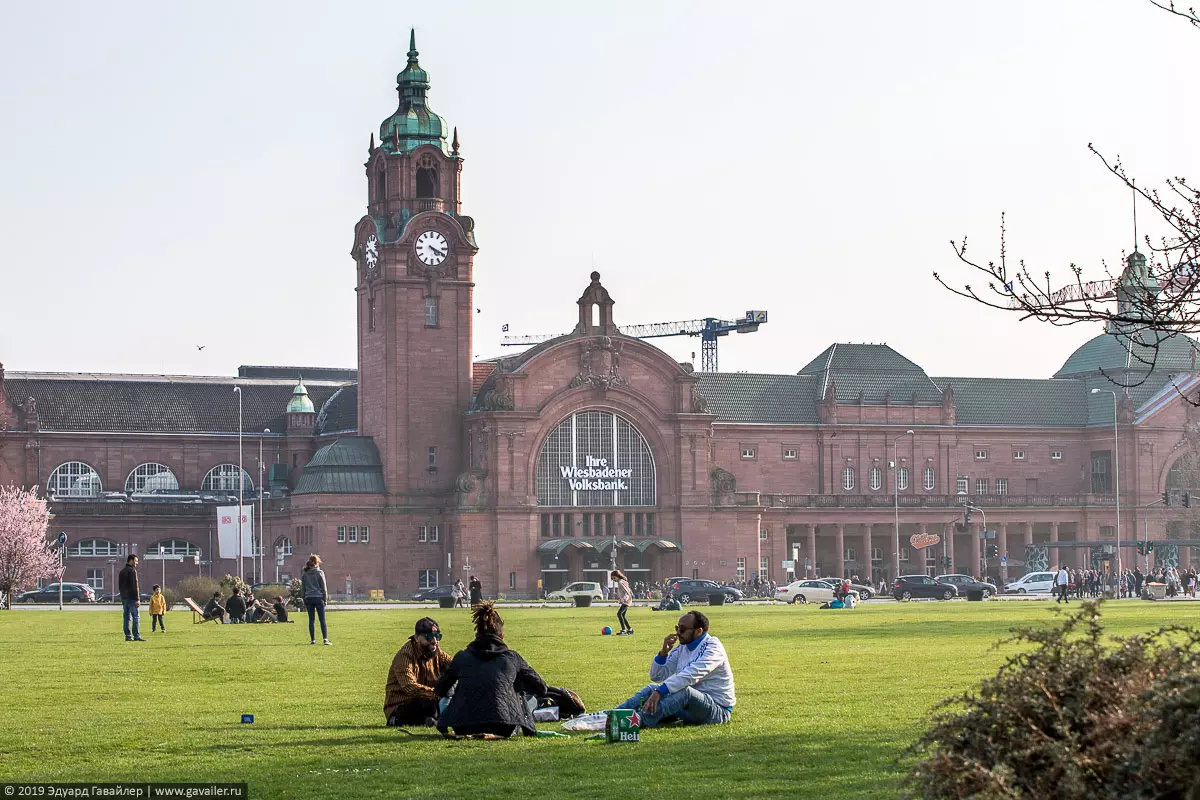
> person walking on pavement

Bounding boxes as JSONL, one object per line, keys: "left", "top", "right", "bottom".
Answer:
{"left": 302, "top": 554, "right": 331, "bottom": 645}
{"left": 118, "top": 554, "right": 146, "bottom": 641}
{"left": 468, "top": 575, "right": 482, "bottom": 606}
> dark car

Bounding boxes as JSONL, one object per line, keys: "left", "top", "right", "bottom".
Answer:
{"left": 668, "top": 579, "right": 743, "bottom": 605}
{"left": 935, "top": 574, "right": 997, "bottom": 599}
{"left": 892, "top": 575, "right": 958, "bottom": 601}
{"left": 411, "top": 585, "right": 460, "bottom": 602}
{"left": 17, "top": 583, "right": 96, "bottom": 603}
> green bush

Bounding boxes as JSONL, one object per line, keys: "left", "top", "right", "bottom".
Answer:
{"left": 905, "top": 601, "right": 1200, "bottom": 799}
{"left": 253, "top": 584, "right": 289, "bottom": 602}
{"left": 174, "top": 576, "right": 222, "bottom": 605}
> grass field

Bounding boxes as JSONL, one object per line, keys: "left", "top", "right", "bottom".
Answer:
{"left": 1, "top": 600, "right": 1198, "bottom": 799}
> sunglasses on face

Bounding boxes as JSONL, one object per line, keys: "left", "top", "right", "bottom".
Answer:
{"left": 674, "top": 625, "right": 694, "bottom": 633}
{"left": 421, "top": 632, "right": 442, "bottom": 642}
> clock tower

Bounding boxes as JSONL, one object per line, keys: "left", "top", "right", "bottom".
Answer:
{"left": 351, "top": 30, "right": 478, "bottom": 500}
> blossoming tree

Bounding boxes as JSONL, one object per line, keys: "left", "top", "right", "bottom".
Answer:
{"left": 0, "top": 485, "right": 57, "bottom": 609}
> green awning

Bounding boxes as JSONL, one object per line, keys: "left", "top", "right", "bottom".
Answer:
{"left": 635, "top": 538, "right": 682, "bottom": 553}
{"left": 595, "top": 538, "right": 637, "bottom": 553}
{"left": 536, "top": 538, "right": 598, "bottom": 557}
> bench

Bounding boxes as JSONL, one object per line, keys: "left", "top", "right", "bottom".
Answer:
{"left": 184, "top": 597, "right": 221, "bottom": 624}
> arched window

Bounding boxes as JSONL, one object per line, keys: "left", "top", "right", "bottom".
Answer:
{"left": 201, "top": 464, "right": 253, "bottom": 493}
{"left": 376, "top": 168, "right": 387, "bottom": 202}
{"left": 416, "top": 165, "right": 438, "bottom": 198}
{"left": 274, "top": 536, "right": 293, "bottom": 557}
{"left": 536, "top": 410, "right": 656, "bottom": 507}
{"left": 149, "top": 539, "right": 198, "bottom": 556}
{"left": 68, "top": 538, "right": 125, "bottom": 557}
{"left": 47, "top": 462, "right": 102, "bottom": 498}
{"left": 125, "top": 463, "right": 180, "bottom": 494}
{"left": 842, "top": 466, "right": 855, "bottom": 491}
{"left": 897, "top": 466, "right": 909, "bottom": 491}
{"left": 869, "top": 467, "right": 882, "bottom": 491}
{"left": 923, "top": 466, "right": 936, "bottom": 491}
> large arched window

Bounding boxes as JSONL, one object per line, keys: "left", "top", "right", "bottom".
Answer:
{"left": 148, "top": 539, "right": 198, "bottom": 556}
{"left": 68, "top": 538, "right": 125, "bottom": 557}
{"left": 274, "top": 536, "right": 293, "bottom": 557}
{"left": 897, "top": 466, "right": 910, "bottom": 491}
{"left": 869, "top": 467, "right": 882, "bottom": 491}
{"left": 201, "top": 464, "right": 253, "bottom": 493}
{"left": 47, "top": 461, "right": 102, "bottom": 498}
{"left": 536, "top": 410, "right": 656, "bottom": 507}
{"left": 416, "top": 165, "right": 439, "bottom": 198}
{"left": 125, "top": 463, "right": 180, "bottom": 494}
{"left": 924, "top": 466, "right": 936, "bottom": 492}
{"left": 842, "top": 466, "right": 855, "bottom": 491}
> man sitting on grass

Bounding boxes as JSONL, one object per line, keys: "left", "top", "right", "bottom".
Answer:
{"left": 385, "top": 617, "right": 452, "bottom": 727}
{"left": 615, "top": 610, "right": 735, "bottom": 728}
{"left": 202, "top": 591, "right": 225, "bottom": 623}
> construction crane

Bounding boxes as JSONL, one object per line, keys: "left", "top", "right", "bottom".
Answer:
{"left": 500, "top": 311, "right": 768, "bottom": 372}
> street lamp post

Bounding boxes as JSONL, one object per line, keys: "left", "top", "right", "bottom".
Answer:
{"left": 958, "top": 494, "right": 987, "bottom": 579}
{"left": 234, "top": 386, "right": 244, "bottom": 582}
{"left": 1092, "top": 389, "right": 1121, "bottom": 584}
{"left": 260, "top": 428, "right": 270, "bottom": 586}
{"left": 892, "top": 429, "right": 915, "bottom": 583}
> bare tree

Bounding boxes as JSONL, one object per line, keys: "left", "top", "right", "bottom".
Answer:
{"left": 0, "top": 485, "right": 56, "bottom": 610}
{"left": 935, "top": 1, "right": 1200, "bottom": 388}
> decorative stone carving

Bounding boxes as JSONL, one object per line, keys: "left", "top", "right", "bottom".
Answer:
{"left": 480, "top": 382, "right": 515, "bottom": 411}
{"left": 569, "top": 336, "right": 627, "bottom": 392}
{"left": 454, "top": 465, "right": 489, "bottom": 507}
{"left": 711, "top": 466, "right": 736, "bottom": 504}
{"left": 691, "top": 385, "right": 711, "bottom": 414}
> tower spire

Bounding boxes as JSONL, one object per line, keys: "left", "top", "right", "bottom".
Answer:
{"left": 409, "top": 27, "right": 417, "bottom": 60}
{"left": 451, "top": 126, "right": 460, "bottom": 156}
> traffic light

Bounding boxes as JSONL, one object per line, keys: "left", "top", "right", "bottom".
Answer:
{"left": 1147, "top": 541, "right": 1154, "bottom": 553}
{"left": 986, "top": 544, "right": 998, "bottom": 559}
{"left": 1186, "top": 493, "right": 1194, "bottom": 508}
{"left": 1136, "top": 542, "right": 1145, "bottom": 555}
{"left": 1164, "top": 491, "right": 1171, "bottom": 507}
{"left": 943, "top": 556, "right": 952, "bottom": 568}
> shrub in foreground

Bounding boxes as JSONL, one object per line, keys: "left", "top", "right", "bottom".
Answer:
{"left": 905, "top": 601, "right": 1200, "bottom": 800}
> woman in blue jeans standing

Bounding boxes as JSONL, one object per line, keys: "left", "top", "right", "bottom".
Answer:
{"left": 301, "top": 554, "right": 331, "bottom": 645}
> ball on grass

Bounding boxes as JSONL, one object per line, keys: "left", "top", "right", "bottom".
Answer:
{"left": 601, "top": 626, "right": 613, "bottom": 635}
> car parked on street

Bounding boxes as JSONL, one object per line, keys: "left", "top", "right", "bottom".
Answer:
{"left": 775, "top": 579, "right": 858, "bottom": 605}
{"left": 816, "top": 578, "right": 875, "bottom": 600}
{"left": 546, "top": 581, "right": 604, "bottom": 602}
{"left": 17, "top": 583, "right": 96, "bottom": 603}
{"left": 892, "top": 575, "right": 958, "bottom": 601}
{"left": 1005, "top": 571, "right": 1056, "bottom": 594}
{"left": 411, "top": 585, "right": 460, "bottom": 602}
{"left": 667, "top": 579, "right": 743, "bottom": 605}
{"left": 935, "top": 574, "right": 998, "bottom": 598}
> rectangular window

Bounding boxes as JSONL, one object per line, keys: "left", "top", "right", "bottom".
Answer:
{"left": 360, "top": 526, "right": 369, "bottom": 544}
{"left": 956, "top": 476, "right": 969, "bottom": 495}
{"left": 418, "top": 569, "right": 438, "bottom": 589}
{"left": 429, "top": 525, "right": 439, "bottom": 543}
{"left": 760, "top": 555, "right": 769, "bottom": 580}
{"left": 1100, "top": 525, "right": 1115, "bottom": 539}
{"left": 552, "top": 515, "right": 562, "bottom": 537}
{"left": 1013, "top": 450, "right": 1025, "bottom": 461}
{"left": 428, "top": 447, "right": 437, "bottom": 471}
{"left": 760, "top": 528, "right": 768, "bottom": 541}
{"left": 541, "top": 514, "right": 551, "bottom": 538}
{"left": 623, "top": 512, "right": 632, "bottom": 536}
{"left": 1091, "top": 451, "right": 1112, "bottom": 493}
{"left": 844, "top": 547, "right": 857, "bottom": 563}
{"left": 783, "top": 448, "right": 797, "bottom": 460}
{"left": 923, "top": 466, "right": 935, "bottom": 491}
{"left": 996, "top": 478, "right": 1008, "bottom": 495}
{"left": 635, "top": 513, "right": 644, "bottom": 537}
{"left": 900, "top": 547, "right": 911, "bottom": 563}
{"left": 509, "top": 572, "right": 516, "bottom": 589}
{"left": 645, "top": 513, "right": 654, "bottom": 538}
{"left": 975, "top": 478, "right": 989, "bottom": 495}
{"left": 337, "top": 526, "right": 346, "bottom": 543}
{"left": 368, "top": 297, "right": 376, "bottom": 331}
{"left": 348, "top": 526, "right": 358, "bottom": 543}
{"left": 975, "top": 449, "right": 988, "bottom": 461}
{"left": 425, "top": 296, "right": 438, "bottom": 327}
{"left": 871, "top": 547, "right": 882, "bottom": 562}
{"left": 741, "top": 447, "right": 756, "bottom": 460}
{"left": 418, "top": 526, "right": 427, "bottom": 543}
{"left": 1051, "top": 450, "right": 1063, "bottom": 461}
{"left": 86, "top": 568, "right": 103, "bottom": 590}
{"left": 580, "top": 514, "right": 590, "bottom": 537}
{"left": 736, "top": 557, "right": 746, "bottom": 581}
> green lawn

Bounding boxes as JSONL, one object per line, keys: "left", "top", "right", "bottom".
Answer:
{"left": 1, "top": 601, "right": 1197, "bottom": 799}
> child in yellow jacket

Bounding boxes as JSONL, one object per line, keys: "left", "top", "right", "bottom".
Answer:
{"left": 149, "top": 585, "right": 167, "bottom": 632}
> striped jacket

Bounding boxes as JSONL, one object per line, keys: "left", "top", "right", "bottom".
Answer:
{"left": 384, "top": 637, "right": 452, "bottom": 720}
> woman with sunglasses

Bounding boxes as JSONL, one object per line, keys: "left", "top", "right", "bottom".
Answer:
{"left": 385, "top": 617, "right": 452, "bottom": 727}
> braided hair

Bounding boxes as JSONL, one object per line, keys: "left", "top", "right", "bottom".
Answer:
{"left": 471, "top": 600, "right": 504, "bottom": 639}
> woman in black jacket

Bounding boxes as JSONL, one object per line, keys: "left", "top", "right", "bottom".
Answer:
{"left": 434, "top": 601, "right": 547, "bottom": 737}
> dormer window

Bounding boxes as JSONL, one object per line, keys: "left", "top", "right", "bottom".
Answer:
{"left": 416, "top": 165, "right": 439, "bottom": 198}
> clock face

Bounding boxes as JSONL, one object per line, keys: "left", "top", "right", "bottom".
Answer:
{"left": 415, "top": 230, "right": 449, "bottom": 267}
{"left": 364, "top": 234, "right": 379, "bottom": 272}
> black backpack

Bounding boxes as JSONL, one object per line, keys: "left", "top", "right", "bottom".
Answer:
{"left": 540, "top": 686, "right": 586, "bottom": 719}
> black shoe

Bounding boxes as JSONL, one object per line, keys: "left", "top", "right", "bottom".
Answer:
{"left": 133, "top": 637, "right": 147, "bottom": 642}
{"left": 125, "top": 637, "right": 133, "bottom": 641}
{"left": 626, "top": 629, "right": 635, "bottom": 634}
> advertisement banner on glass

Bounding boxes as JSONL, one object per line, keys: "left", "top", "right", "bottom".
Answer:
{"left": 216, "top": 505, "right": 255, "bottom": 559}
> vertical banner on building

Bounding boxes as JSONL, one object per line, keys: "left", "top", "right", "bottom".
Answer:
{"left": 216, "top": 505, "right": 255, "bottom": 559}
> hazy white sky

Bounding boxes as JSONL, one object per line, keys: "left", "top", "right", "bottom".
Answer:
{"left": 1, "top": 0, "right": 1195, "bottom": 379}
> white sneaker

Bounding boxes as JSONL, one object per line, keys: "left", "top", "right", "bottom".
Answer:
{"left": 310, "top": 640, "right": 316, "bottom": 645}
{"left": 323, "top": 639, "right": 332, "bottom": 646}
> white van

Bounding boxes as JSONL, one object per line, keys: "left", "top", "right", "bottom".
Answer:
{"left": 1006, "top": 571, "right": 1055, "bottom": 594}
{"left": 546, "top": 581, "right": 604, "bottom": 601}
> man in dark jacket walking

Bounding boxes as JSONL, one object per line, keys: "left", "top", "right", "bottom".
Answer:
{"left": 468, "top": 575, "right": 482, "bottom": 606}
{"left": 435, "top": 601, "right": 546, "bottom": 737}
{"left": 118, "top": 554, "right": 145, "bottom": 641}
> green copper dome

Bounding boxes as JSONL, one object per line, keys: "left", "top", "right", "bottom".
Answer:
{"left": 286, "top": 379, "right": 315, "bottom": 414}
{"left": 378, "top": 29, "right": 449, "bottom": 155}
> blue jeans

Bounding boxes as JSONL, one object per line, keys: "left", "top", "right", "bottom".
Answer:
{"left": 618, "top": 684, "right": 732, "bottom": 727}
{"left": 306, "top": 598, "right": 328, "bottom": 641}
{"left": 122, "top": 599, "right": 141, "bottom": 639}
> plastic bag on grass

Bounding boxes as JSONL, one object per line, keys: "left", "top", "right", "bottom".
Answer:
{"left": 561, "top": 712, "right": 609, "bottom": 732}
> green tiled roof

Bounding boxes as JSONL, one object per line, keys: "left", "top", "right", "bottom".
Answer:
{"left": 1054, "top": 331, "right": 1198, "bottom": 378}
{"left": 294, "top": 437, "right": 385, "bottom": 495}
{"left": 694, "top": 373, "right": 821, "bottom": 424}
{"left": 932, "top": 377, "right": 1087, "bottom": 427}
{"left": 798, "top": 343, "right": 942, "bottom": 403}
{"left": 799, "top": 343, "right": 925, "bottom": 375}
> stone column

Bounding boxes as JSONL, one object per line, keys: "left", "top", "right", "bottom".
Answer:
{"left": 1023, "top": 521, "right": 1033, "bottom": 549}
{"left": 806, "top": 524, "right": 817, "bottom": 578}
{"left": 970, "top": 522, "right": 982, "bottom": 579}
{"left": 1049, "top": 522, "right": 1060, "bottom": 570}
{"left": 862, "top": 524, "right": 873, "bottom": 584}
{"left": 943, "top": 522, "right": 954, "bottom": 573}
{"left": 916, "top": 523, "right": 928, "bottom": 574}
{"left": 998, "top": 523, "right": 1009, "bottom": 584}
{"left": 834, "top": 524, "right": 845, "bottom": 580}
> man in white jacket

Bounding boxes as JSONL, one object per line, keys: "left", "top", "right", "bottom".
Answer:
{"left": 614, "top": 610, "right": 736, "bottom": 727}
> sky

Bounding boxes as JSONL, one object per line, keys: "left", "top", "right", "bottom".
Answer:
{"left": 1, "top": 0, "right": 1197, "bottom": 380}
